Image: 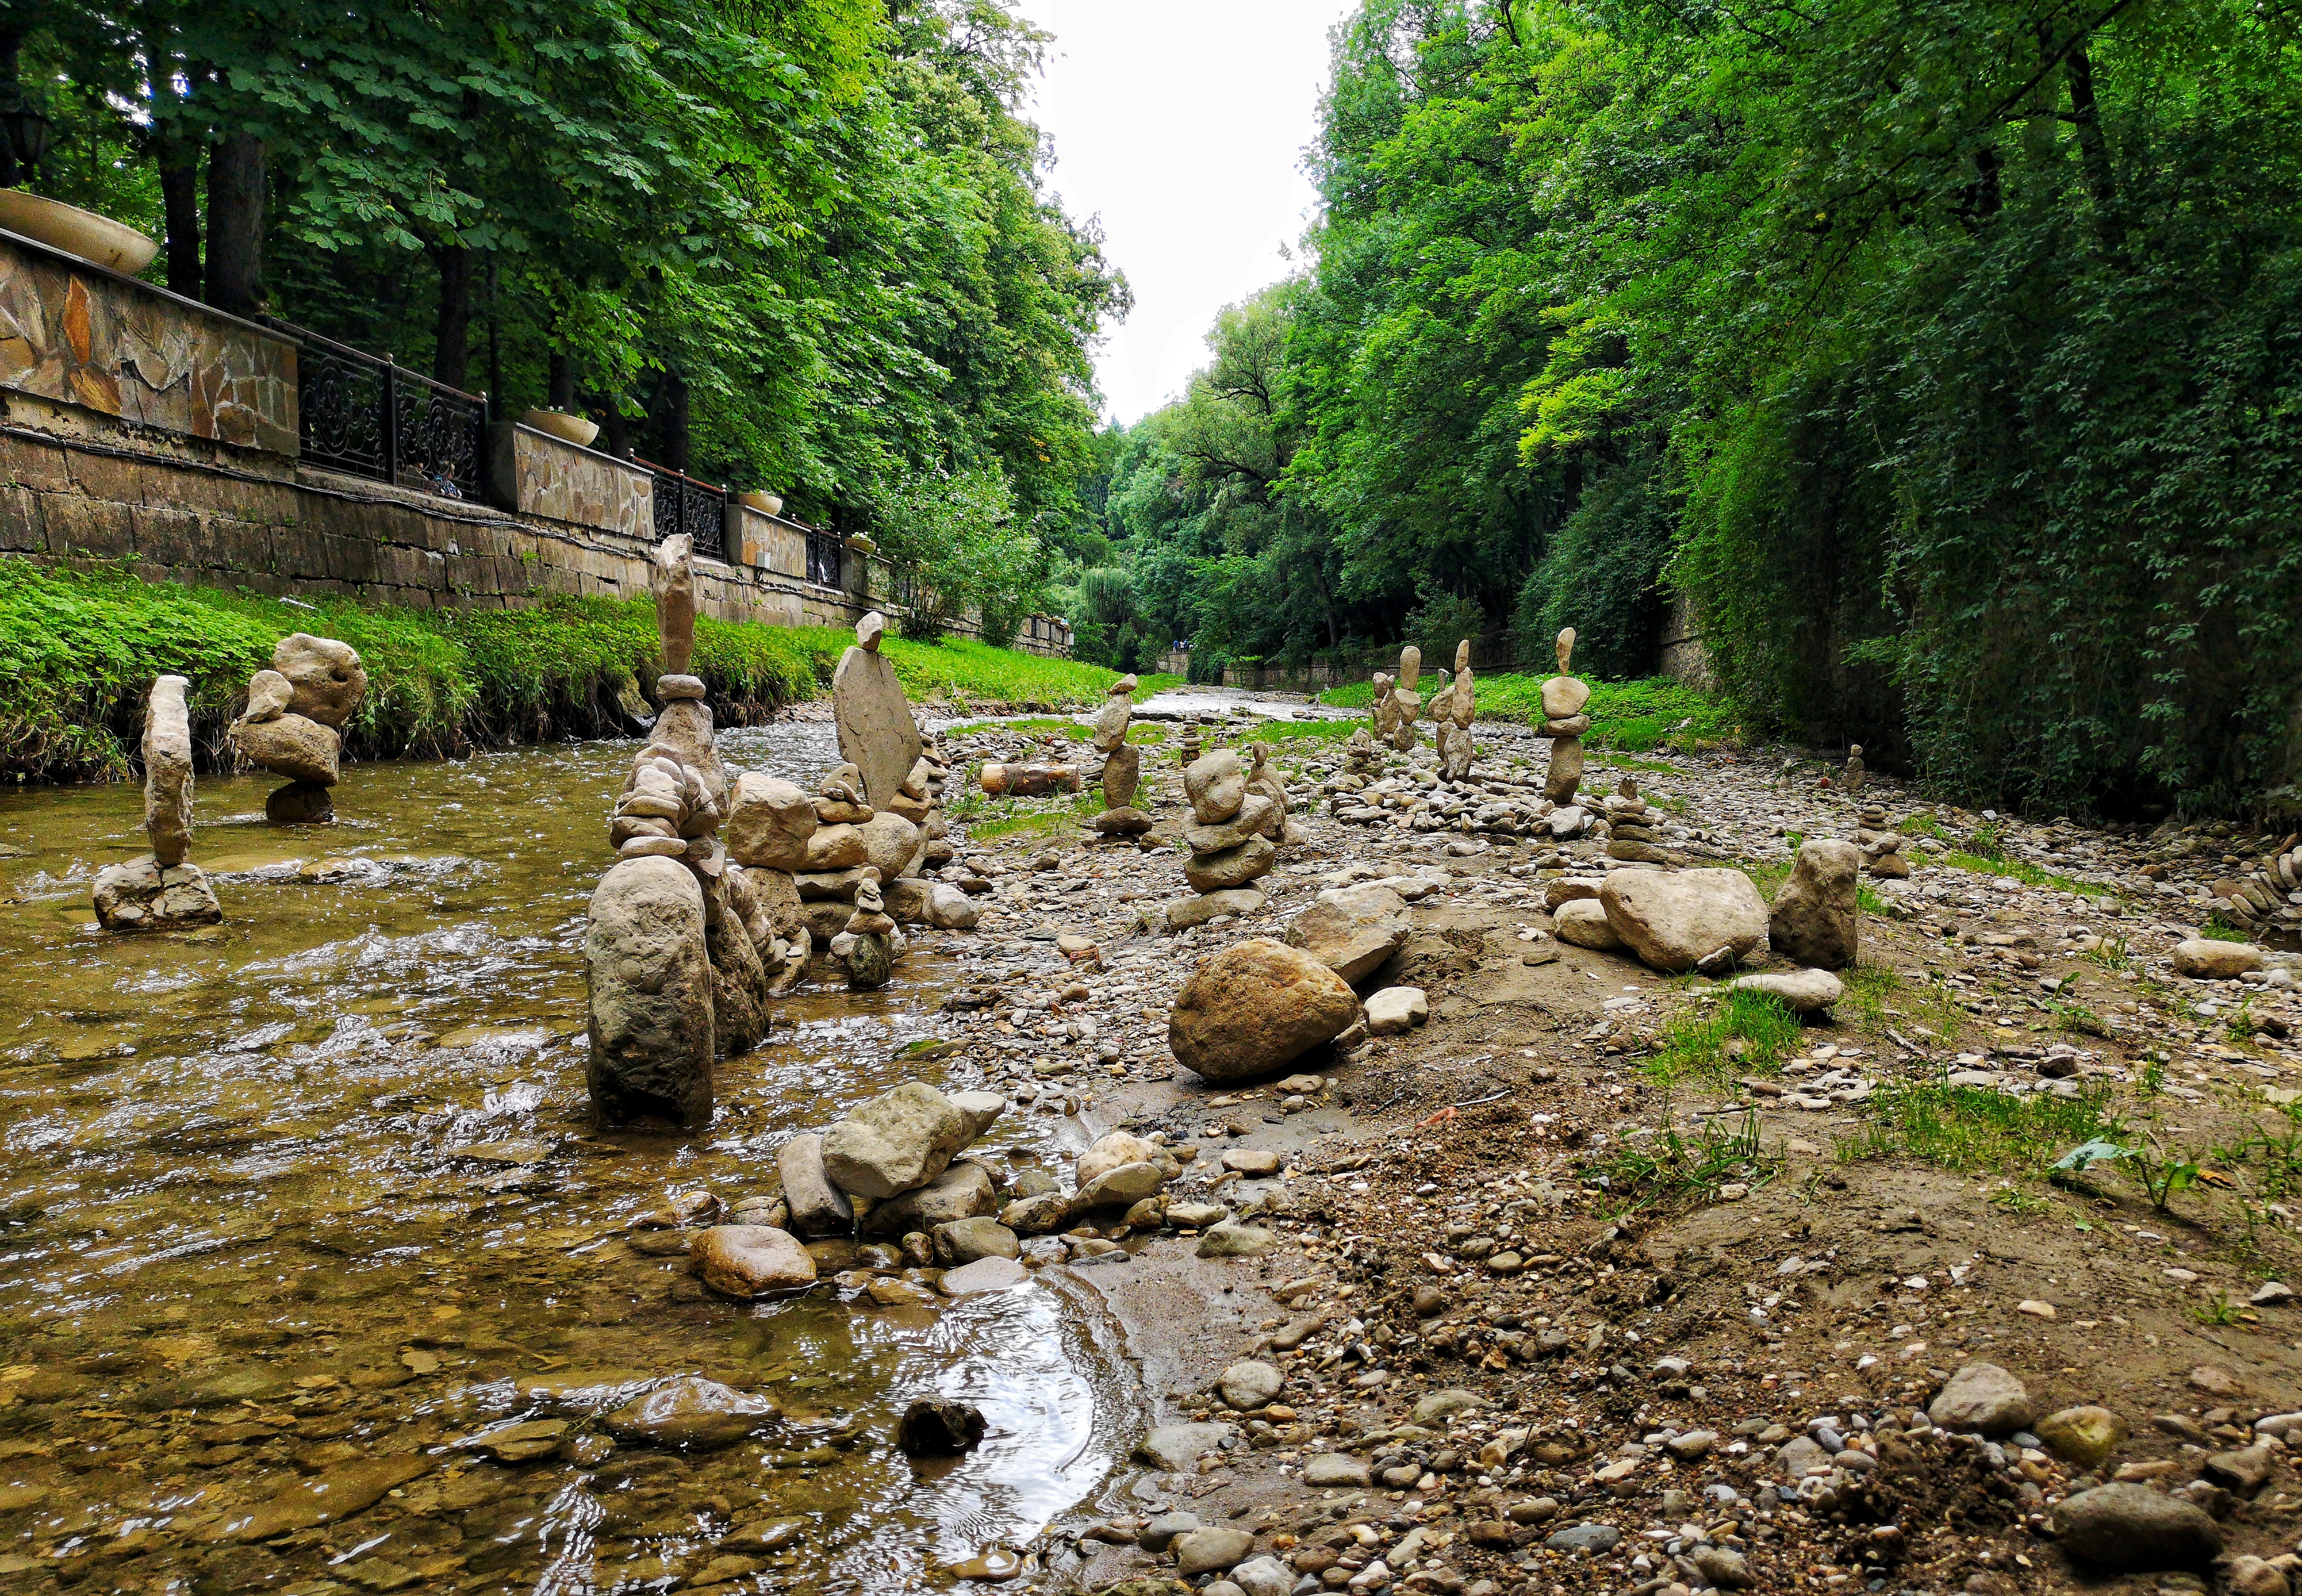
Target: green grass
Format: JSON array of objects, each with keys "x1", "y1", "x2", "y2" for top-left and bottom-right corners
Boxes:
[
  {"x1": 1321, "y1": 672, "x2": 1739, "y2": 753},
  {"x1": 1943, "y1": 850, "x2": 2099, "y2": 899},
  {"x1": 1582, "y1": 1113, "x2": 1781, "y2": 1216},
  {"x1": 0, "y1": 560, "x2": 1157, "y2": 782},
  {"x1": 1646, "y1": 988, "x2": 1805, "y2": 1088},
  {"x1": 1837, "y1": 1072, "x2": 2123, "y2": 1174}
]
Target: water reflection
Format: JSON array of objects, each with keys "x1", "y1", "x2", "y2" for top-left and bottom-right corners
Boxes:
[{"x1": 0, "y1": 731, "x2": 1134, "y2": 1592}]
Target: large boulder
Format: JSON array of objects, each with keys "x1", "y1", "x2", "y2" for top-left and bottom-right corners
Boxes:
[
  {"x1": 2051, "y1": 1483, "x2": 2222, "y2": 1571},
  {"x1": 2174, "y1": 938, "x2": 2264, "y2": 979},
  {"x1": 1599, "y1": 868, "x2": 1769, "y2": 973},
  {"x1": 585, "y1": 856, "x2": 715, "y2": 1127},
  {"x1": 820, "y1": 1082, "x2": 971, "y2": 1199},
  {"x1": 832, "y1": 639, "x2": 923, "y2": 810},
  {"x1": 1770, "y1": 839, "x2": 1859, "y2": 970},
  {"x1": 856, "y1": 811, "x2": 924, "y2": 881},
  {"x1": 1183, "y1": 835, "x2": 1276, "y2": 893},
  {"x1": 1169, "y1": 939, "x2": 1361, "y2": 1083},
  {"x1": 232, "y1": 713, "x2": 340, "y2": 786},
  {"x1": 725, "y1": 773, "x2": 818, "y2": 870},
  {"x1": 271, "y1": 633, "x2": 367, "y2": 729},
  {"x1": 1285, "y1": 884, "x2": 1410, "y2": 984},
  {"x1": 924, "y1": 883, "x2": 980, "y2": 930}
]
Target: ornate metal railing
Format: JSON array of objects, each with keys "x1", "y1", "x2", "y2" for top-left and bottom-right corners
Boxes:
[
  {"x1": 639, "y1": 461, "x2": 726, "y2": 559},
  {"x1": 265, "y1": 318, "x2": 487, "y2": 501},
  {"x1": 805, "y1": 527, "x2": 842, "y2": 588}
]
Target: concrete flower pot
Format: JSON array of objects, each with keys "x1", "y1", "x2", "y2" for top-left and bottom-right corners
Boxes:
[
  {"x1": 0, "y1": 190, "x2": 158, "y2": 275},
  {"x1": 522, "y1": 409, "x2": 599, "y2": 448},
  {"x1": 842, "y1": 534, "x2": 877, "y2": 554},
  {"x1": 738, "y1": 491, "x2": 783, "y2": 515}
]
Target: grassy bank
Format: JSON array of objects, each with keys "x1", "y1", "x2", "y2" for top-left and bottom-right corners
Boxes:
[
  {"x1": 0, "y1": 562, "x2": 1159, "y2": 783},
  {"x1": 1319, "y1": 672, "x2": 1741, "y2": 753}
]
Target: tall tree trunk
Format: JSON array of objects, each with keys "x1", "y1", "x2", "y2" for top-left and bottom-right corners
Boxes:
[
  {"x1": 0, "y1": 25, "x2": 24, "y2": 190},
  {"x1": 599, "y1": 393, "x2": 632, "y2": 458},
  {"x1": 662, "y1": 370, "x2": 689, "y2": 473},
  {"x1": 157, "y1": 144, "x2": 201, "y2": 294},
  {"x1": 2064, "y1": 41, "x2": 2122, "y2": 250},
  {"x1": 203, "y1": 133, "x2": 266, "y2": 317},
  {"x1": 547, "y1": 350, "x2": 574, "y2": 410},
  {"x1": 430, "y1": 242, "x2": 471, "y2": 390},
  {"x1": 486, "y1": 256, "x2": 503, "y2": 405}
]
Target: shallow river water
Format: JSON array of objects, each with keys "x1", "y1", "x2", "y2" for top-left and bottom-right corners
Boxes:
[{"x1": 0, "y1": 726, "x2": 1141, "y2": 1595}]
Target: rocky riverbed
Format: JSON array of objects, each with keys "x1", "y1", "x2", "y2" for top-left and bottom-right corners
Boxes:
[{"x1": 2, "y1": 688, "x2": 2299, "y2": 1596}]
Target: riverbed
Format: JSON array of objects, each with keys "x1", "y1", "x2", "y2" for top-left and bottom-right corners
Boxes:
[{"x1": 0, "y1": 724, "x2": 1144, "y2": 1594}]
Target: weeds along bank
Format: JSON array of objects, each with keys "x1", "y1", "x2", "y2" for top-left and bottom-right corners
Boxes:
[{"x1": 0, "y1": 562, "x2": 1163, "y2": 784}]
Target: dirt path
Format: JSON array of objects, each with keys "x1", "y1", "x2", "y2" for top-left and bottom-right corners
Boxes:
[{"x1": 932, "y1": 698, "x2": 2302, "y2": 1595}]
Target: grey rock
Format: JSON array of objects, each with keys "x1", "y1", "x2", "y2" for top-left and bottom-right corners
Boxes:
[
  {"x1": 1164, "y1": 888, "x2": 1264, "y2": 930},
  {"x1": 1217, "y1": 1360, "x2": 1283, "y2": 1410},
  {"x1": 1544, "y1": 1522, "x2": 1620, "y2": 1554},
  {"x1": 1776, "y1": 1435, "x2": 1831, "y2": 1478},
  {"x1": 832, "y1": 642, "x2": 922, "y2": 810},
  {"x1": 1173, "y1": 1526, "x2": 1256, "y2": 1576},
  {"x1": 1136, "y1": 1422, "x2": 1234, "y2": 1472},
  {"x1": 1928, "y1": 1363, "x2": 2034, "y2": 1436},
  {"x1": 1077, "y1": 1161, "x2": 1167, "y2": 1209},
  {"x1": 1730, "y1": 968, "x2": 1844, "y2": 1013},
  {"x1": 2051, "y1": 1482, "x2": 2222, "y2": 1571},
  {"x1": 865, "y1": 1160, "x2": 997, "y2": 1237},
  {"x1": 1183, "y1": 834, "x2": 1277, "y2": 893},
  {"x1": 820, "y1": 1082, "x2": 970, "y2": 1199},
  {"x1": 93, "y1": 856, "x2": 221, "y2": 932},
  {"x1": 232, "y1": 711, "x2": 340, "y2": 786},
  {"x1": 1769, "y1": 838, "x2": 1860, "y2": 970},
  {"x1": 271, "y1": 633, "x2": 367, "y2": 729},
  {"x1": 1138, "y1": 1511, "x2": 1202, "y2": 1551},
  {"x1": 688, "y1": 1226, "x2": 816, "y2": 1298},
  {"x1": 585, "y1": 856, "x2": 715, "y2": 1128},
  {"x1": 930, "y1": 1216, "x2": 1019, "y2": 1265},
  {"x1": 1690, "y1": 1546, "x2": 1755, "y2": 1589},
  {"x1": 1599, "y1": 867, "x2": 1769, "y2": 974},
  {"x1": 778, "y1": 1134, "x2": 853, "y2": 1237},
  {"x1": 1195, "y1": 1222, "x2": 1277, "y2": 1258},
  {"x1": 1301, "y1": 1452, "x2": 1368, "y2": 1487},
  {"x1": 725, "y1": 773, "x2": 818, "y2": 870},
  {"x1": 1411, "y1": 1388, "x2": 1483, "y2": 1425},
  {"x1": 1229, "y1": 1555, "x2": 1293, "y2": 1596},
  {"x1": 1284, "y1": 884, "x2": 1411, "y2": 984},
  {"x1": 1169, "y1": 938, "x2": 1361, "y2": 1083},
  {"x1": 604, "y1": 1377, "x2": 779, "y2": 1451},
  {"x1": 141, "y1": 674, "x2": 195, "y2": 866}
]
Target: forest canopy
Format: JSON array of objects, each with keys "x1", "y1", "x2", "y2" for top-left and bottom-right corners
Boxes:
[
  {"x1": 1061, "y1": 0, "x2": 2302, "y2": 820},
  {"x1": 1, "y1": 0, "x2": 1126, "y2": 622}
]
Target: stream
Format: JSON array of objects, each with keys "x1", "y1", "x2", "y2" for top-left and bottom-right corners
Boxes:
[{"x1": 0, "y1": 723, "x2": 1145, "y2": 1594}]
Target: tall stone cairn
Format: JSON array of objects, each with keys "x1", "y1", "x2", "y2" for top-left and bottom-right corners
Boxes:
[
  {"x1": 587, "y1": 537, "x2": 773, "y2": 1128},
  {"x1": 1437, "y1": 638, "x2": 1478, "y2": 780},
  {"x1": 832, "y1": 610, "x2": 922, "y2": 811},
  {"x1": 1091, "y1": 674, "x2": 1152, "y2": 836},
  {"x1": 1180, "y1": 747, "x2": 1277, "y2": 898},
  {"x1": 1369, "y1": 670, "x2": 1398, "y2": 744},
  {"x1": 1844, "y1": 743, "x2": 1867, "y2": 795},
  {"x1": 1388, "y1": 646, "x2": 1423, "y2": 752},
  {"x1": 231, "y1": 632, "x2": 365, "y2": 824},
  {"x1": 1542, "y1": 627, "x2": 1590, "y2": 805},
  {"x1": 94, "y1": 675, "x2": 223, "y2": 930}
]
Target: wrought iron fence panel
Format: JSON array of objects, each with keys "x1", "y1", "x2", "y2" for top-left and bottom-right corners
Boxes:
[
  {"x1": 266, "y1": 317, "x2": 486, "y2": 501},
  {"x1": 805, "y1": 529, "x2": 841, "y2": 588},
  {"x1": 642, "y1": 463, "x2": 726, "y2": 559}
]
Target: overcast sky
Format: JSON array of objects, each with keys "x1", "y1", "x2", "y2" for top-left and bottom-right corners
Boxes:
[{"x1": 1023, "y1": 0, "x2": 1358, "y2": 426}]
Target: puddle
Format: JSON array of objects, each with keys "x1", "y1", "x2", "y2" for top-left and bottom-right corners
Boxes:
[{"x1": 0, "y1": 729, "x2": 1139, "y2": 1592}]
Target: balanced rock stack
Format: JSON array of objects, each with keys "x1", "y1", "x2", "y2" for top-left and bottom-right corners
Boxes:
[
  {"x1": 1369, "y1": 670, "x2": 1397, "y2": 743},
  {"x1": 1342, "y1": 726, "x2": 1381, "y2": 778},
  {"x1": 230, "y1": 633, "x2": 366, "y2": 823},
  {"x1": 585, "y1": 538, "x2": 783, "y2": 1128},
  {"x1": 836, "y1": 877, "x2": 898, "y2": 990},
  {"x1": 1387, "y1": 647, "x2": 1423, "y2": 751},
  {"x1": 1851, "y1": 803, "x2": 1911, "y2": 878},
  {"x1": 832, "y1": 611, "x2": 918, "y2": 813},
  {"x1": 1091, "y1": 674, "x2": 1152, "y2": 836},
  {"x1": 1542, "y1": 626, "x2": 1590, "y2": 804},
  {"x1": 1603, "y1": 777, "x2": 1670, "y2": 865},
  {"x1": 1244, "y1": 744, "x2": 1296, "y2": 843},
  {"x1": 1436, "y1": 639, "x2": 1476, "y2": 780},
  {"x1": 1180, "y1": 748, "x2": 1279, "y2": 902},
  {"x1": 2211, "y1": 837, "x2": 2301, "y2": 934},
  {"x1": 1844, "y1": 743, "x2": 1867, "y2": 795},
  {"x1": 94, "y1": 675, "x2": 223, "y2": 931}
]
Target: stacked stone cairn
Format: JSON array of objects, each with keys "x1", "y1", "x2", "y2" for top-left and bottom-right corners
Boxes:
[
  {"x1": 1434, "y1": 639, "x2": 1477, "y2": 779},
  {"x1": 834, "y1": 877, "x2": 897, "y2": 991},
  {"x1": 1089, "y1": 674, "x2": 1153, "y2": 836},
  {"x1": 1851, "y1": 802, "x2": 1911, "y2": 878},
  {"x1": 229, "y1": 633, "x2": 367, "y2": 823},
  {"x1": 1844, "y1": 743, "x2": 1867, "y2": 795},
  {"x1": 1173, "y1": 746, "x2": 1279, "y2": 924},
  {"x1": 2212, "y1": 836, "x2": 2302, "y2": 936},
  {"x1": 1386, "y1": 646, "x2": 1422, "y2": 751},
  {"x1": 1368, "y1": 671, "x2": 1398, "y2": 744},
  {"x1": 585, "y1": 538, "x2": 779, "y2": 1127},
  {"x1": 1603, "y1": 776, "x2": 1671, "y2": 865},
  {"x1": 94, "y1": 675, "x2": 223, "y2": 930},
  {"x1": 1542, "y1": 626, "x2": 1590, "y2": 804},
  {"x1": 1342, "y1": 726, "x2": 1381, "y2": 778}
]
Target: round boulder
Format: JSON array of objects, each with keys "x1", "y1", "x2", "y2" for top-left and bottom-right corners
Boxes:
[
  {"x1": 1598, "y1": 867, "x2": 1768, "y2": 973},
  {"x1": 1168, "y1": 939, "x2": 1361, "y2": 1083}
]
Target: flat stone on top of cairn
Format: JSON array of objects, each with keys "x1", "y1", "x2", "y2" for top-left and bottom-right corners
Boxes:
[
  {"x1": 95, "y1": 675, "x2": 221, "y2": 931},
  {"x1": 832, "y1": 610, "x2": 922, "y2": 811}
]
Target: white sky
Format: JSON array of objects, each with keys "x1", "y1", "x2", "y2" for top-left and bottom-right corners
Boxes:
[{"x1": 1023, "y1": 0, "x2": 1359, "y2": 426}]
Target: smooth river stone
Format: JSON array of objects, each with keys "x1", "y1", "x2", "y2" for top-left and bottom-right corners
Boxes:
[
  {"x1": 820, "y1": 1081, "x2": 970, "y2": 1199},
  {"x1": 142, "y1": 674, "x2": 195, "y2": 865},
  {"x1": 1541, "y1": 675, "x2": 1590, "y2": 719},
  {"x1": 604, "y1": 1376, "x2": 780, "y2": 1451},
  {"x1": 725, "y1": 773, "x2": 818, "y2": 870},
  {"x1": 689, "y1": 1226, "x2": 817, "y2": 1298},
  {"x1": 203, "y1": 1454, "x2": 434, "y2": 1542},
  {"x1": 232, "y1": 712, "x2": 340, "y2": 786},
  {"x1": 585, "y1": 856, "x2": 715, "y2": 1129},
  {"x1": 833, "y1": 637, "x2": 923, "y2": 810},
  {"x1": 1184, "y1": 749, "x2": 1246, "y2": 824},
  {"x1": 1101, "y1": 743, "x2": 1142, "y2": 808},
  {"x1": 655, "y1": 534, "x2": 698, "y2": 674}
]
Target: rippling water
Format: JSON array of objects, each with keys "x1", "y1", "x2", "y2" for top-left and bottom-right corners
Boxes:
[{"x1": 0, "y1": 727, "x2": 1136, "y2": 1593}]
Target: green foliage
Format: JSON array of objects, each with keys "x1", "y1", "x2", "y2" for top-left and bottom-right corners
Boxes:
[
  {"x1": 0, "y1": 562, "x2": 1139, "y2": 780},
  {"x1": 874, "y1": 466, "x2": 1041, "y2": 642},
  {"x1": 1582, "y1": 1113, "x2": 1780, "y2": 1216},
  {"x1": 1644, "y1": 989, "x2": 1805, "y2": 1090},
  {"x1": 1839, "y1": 1072, "x2": 2121, "y2": 1174}
]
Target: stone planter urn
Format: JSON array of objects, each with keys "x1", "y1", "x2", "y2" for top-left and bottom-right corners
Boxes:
[
  {"x1": 522, "y1": 409, "x2": 599, "y2": 448},
  {"x1": 0, "y1": 190, "x2": 158, "y2": 275},
  {"x1": 739, "y1": 491, "x2": 783, "y2": 515},
  {"x1": 842, "y1": 534, "x2": 877, "y2": 554}
]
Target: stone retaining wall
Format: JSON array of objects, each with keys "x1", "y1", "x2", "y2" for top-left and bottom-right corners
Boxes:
[{"x1": 0, "y1": 224, "x2": 1076, "y2": 653}]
